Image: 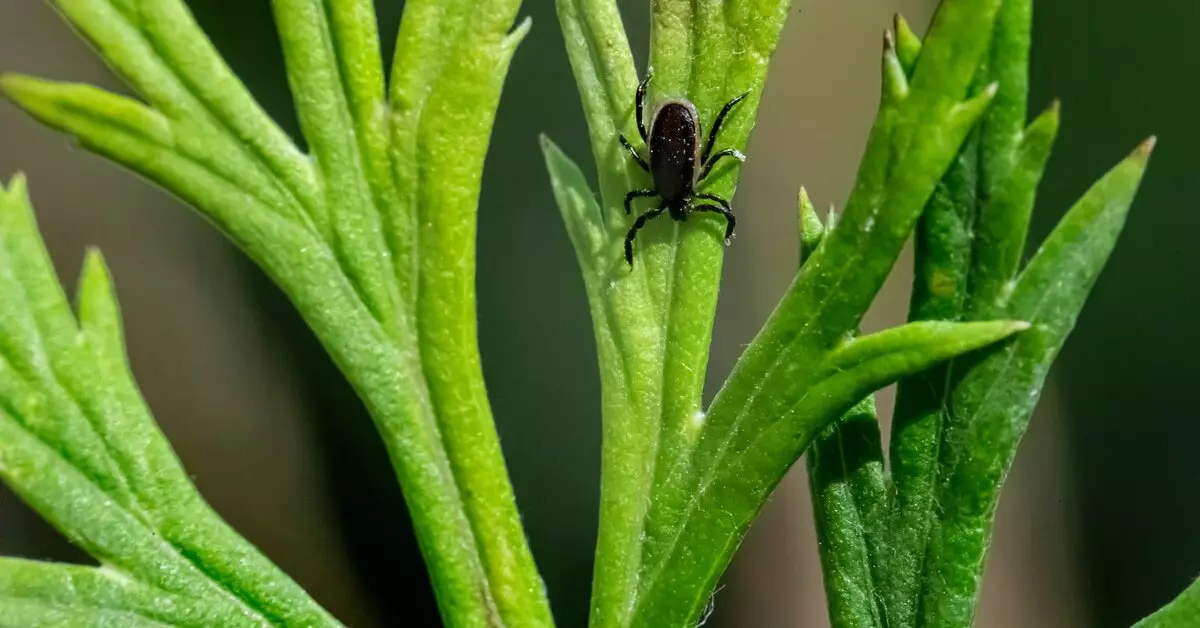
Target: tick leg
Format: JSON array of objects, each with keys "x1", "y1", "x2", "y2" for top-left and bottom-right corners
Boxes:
[
  {"x1": 696, "y1": 193, "x2": 732, "y2": 212},
  {"x1": 625, "y1": 203, "x2": 667, "y2": 266},
  {"x1": 624, "y1": 189, "x2": 658, "y2": 215},
  {"x1": 691, "y1": 199, "x2": 736, "y2": 244},
  {"x1": 619, "y1": 135, "x2": 650, "y2": 172},
  {"x1": 701, "y1": 90, "x2": 750, "y2": 163},
  {"x1": 698, "y1": 148, "x2": 747, "y2": 181},
  {"x1": 636, "y1": 69, "x2": 653, "y2": 142}
]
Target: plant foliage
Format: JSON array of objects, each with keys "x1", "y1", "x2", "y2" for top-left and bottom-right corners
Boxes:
[{"x1": 0, "y1": 0, "x2": 1188, "y2": 627}]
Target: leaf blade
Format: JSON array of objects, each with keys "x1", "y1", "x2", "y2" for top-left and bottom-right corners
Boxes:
[
  {"x1": 388, "y1": 2, "x2": 555, "y2": 625},
  {"x1": 0, "y1": 558, "x2": 254, "y2": 628},
  {"x1": 0, "y1": 177, "x2": 339, "y2": 627},
  {"x1": 920, "y1": 139, "x2": 1153, "y2": 628},
  {"x1": 807, "y1": 398, "x2": 887, "y2": 628},
  {"x1": 623, "y1": 3, "x2": 1007, "y2": 624}
]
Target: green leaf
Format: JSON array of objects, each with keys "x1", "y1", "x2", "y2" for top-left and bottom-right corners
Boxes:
[
  {"x1": 0, "y1": 557, "x2": 243, "y2": 627},
  {"x1": 807, "y1": 398, "x2": 886, "y2": 628},
  {"x1": 549, "y1": 0, "x2": 1016, "y2": 624},
  {"x1": 885, "y1": 3, "x2": 1041, "y2": 623},
  {"x1": 387, "y1": 0, "x2": 551, "y2": 623},
  {"x1": 919, "y1": 138, "x2": 1153, "y2": 628},
  {"x1": 625, "y1": 3, "x2": 1004, "y2": 625},
  {"x1": 800, "y1": 192, "x2": 888, "y2": 628},
  {"x1": 272, "y1": 0, "x2": 399, "y2": 329},
  {"x1": 893, "y1": 15, "x2": 922, "y2": 75},
  {"x1": 0, "y1": 176, "x2": 337, "y2": 627},
  {"x1": 0, "y1": 600, "x2": 171, "y2": 628},
  {"x1": 4, "y1": 1, "x2": 552, "y2": 625},
  {"x1": 1133, "y1": 578, "x2": 1200, "y2": 628},
  {"x1": 874, "y1": 3, "x2": 1155, "y2": 625},
  {"x1": 551, "y1": 0, "x2": 788, "y2": 623},
  {"x1": 967, "y1": 100, "x2": 1060, "y2": 315},
  {"x1": 798, "y1": 186, "x2": 825, "y2": 263}
]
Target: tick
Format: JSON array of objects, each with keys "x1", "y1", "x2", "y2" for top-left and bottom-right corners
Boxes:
[{"x1": 620, "y1": 70, "x2": 749, "y2": 266}]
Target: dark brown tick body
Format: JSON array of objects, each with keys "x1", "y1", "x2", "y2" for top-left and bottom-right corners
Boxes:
[{"x1": 619, "y1": 70, "x2": 749, "y2": 266}]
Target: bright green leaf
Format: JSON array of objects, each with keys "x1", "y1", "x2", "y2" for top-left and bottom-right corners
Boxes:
[
  {"x1": 0, "y1": 176, "x2": 337, "y2": 627},
  {"x1": 807, "y1": 397, "x2": 886, "y2": 628},
  {"x1": 549, "y1": 0, "x2": 1018, "y2": 624},
  {"x1": 0, "y1": 558, "x2": 246, "y2": 628},
  {"x1": 885, "y1": 3, "x2": 1036, "y2": 623},
  {"x1": 920, "y1": 139, "x2": 1153, "y2": 628},
  {"x1": 4, "y1": 0, "x2": 552, "y2": 624}
]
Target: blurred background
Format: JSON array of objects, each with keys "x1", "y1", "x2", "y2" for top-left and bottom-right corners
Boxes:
[{"x1": 0, "y1": 0, "x2": 1196, "y2": 626}]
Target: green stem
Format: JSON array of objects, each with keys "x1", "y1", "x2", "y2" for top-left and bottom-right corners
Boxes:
[
  {"x1": 807, "y1": 399, "x2": 887, "y2": 628},
  {"x1": 801, "y1": 189, "x2": 888, "y2": 628},
  {"x1": 390, "y1": 1, "x2": 552, "y2": 625}
]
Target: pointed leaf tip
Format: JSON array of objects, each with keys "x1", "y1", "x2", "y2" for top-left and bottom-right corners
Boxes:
[
  {"x1": 893, "y1": 14, "x2": 921, "y2": 74},
  {"x1": 507, "y1": 16, "x2": 533, "y2": 46},
  {"x1": 1, "y1": 172, "x2": 28, "y2": 199},
  {"x1": 1028, "y1": 100, "x2": 1062, "y2": 135},
  {"x1": 79, "y1": 248, "x2": 111, "y2": 292},
  {"x1": 799, "y1": 187, "x2": 824, "y2": 264},
  {"x1": 1136, "y1": 135, "x2": 1158, "y2": 160}
]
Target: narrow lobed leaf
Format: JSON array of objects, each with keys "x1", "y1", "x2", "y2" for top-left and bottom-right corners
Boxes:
[
  {"x1": 884, "y1": 4, "x2": 1034, "y2": 621},
  {"x1": 0, "y1": 597, "x2": 175, "y2": 628},
  {"x1": 271, "y1": 0, "x2": 399, "y2": 330},
  {"x1": 798, "y1": 186, "x2": 824, "y2": 264},
  {"x1": 0, "y1": 558, "x2": 253, "y2": 628},
  {"x1": 968, "y1": 100, "x2": 1061, "y2": 315},
  {"x1": 0, "y1": 176, "x2": 340, "y2": 627},
  {"x1": 624, "y1": 3, "x2": 1010, "y2": 624},
  {"x1": 807, "y1": 397, "x2": 887, "y2": 628},
  {"x1": 893, "y1": 14, "x2": 922, "y2": 75},
  {"x1": 920, "y1": 138, "x2": 1154, "y2": 628},
  {"x1": 0, "y1": 75, "x2": 310, "y2": 231},
  {"x1": 388, "y1": 1, "x2": 554, "y2": 625},
  {"x1": 542, "y1": 136, "x2": 607, "y2": 279},
  {"x1": 10, "y1": 1, "x2": 554, "y2": 626},
  {"x1": 50, "y1": 0, "x2": 324, "y2": 226}
]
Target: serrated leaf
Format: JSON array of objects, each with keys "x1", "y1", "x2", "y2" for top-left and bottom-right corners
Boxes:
[
  {"x1": 0, "y1": 177, "x2": 337, "y2": 627},
  {"x1": 7, "y1": 1, "x2": 553, "y2": 624}
]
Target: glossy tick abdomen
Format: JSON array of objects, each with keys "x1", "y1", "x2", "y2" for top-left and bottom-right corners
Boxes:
[
  {"x1": 649, "y1": 100, "x2": 701, "y2": 206},
  {"x1": 618, "y1": 70, "x2": 749, "y2": 266}
]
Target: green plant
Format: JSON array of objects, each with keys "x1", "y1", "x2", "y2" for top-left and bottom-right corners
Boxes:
[{"x1": 0, "y1": 1, "x2": 1192, "y2": 628}]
